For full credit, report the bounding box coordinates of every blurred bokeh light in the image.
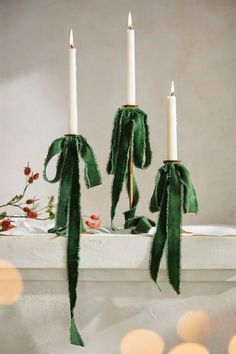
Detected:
[120,328,164,354]
[0,260,23,305]
[168,342,210,354]
[228,334,236,354]
[177,310,212,342]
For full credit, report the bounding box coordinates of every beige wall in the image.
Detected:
[0,0,236,226]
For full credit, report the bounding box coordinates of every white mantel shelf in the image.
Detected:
[0,234,236,282]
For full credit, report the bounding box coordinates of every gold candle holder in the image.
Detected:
[163,160,181,164]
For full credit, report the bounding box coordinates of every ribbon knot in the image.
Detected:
[149,162,198,294]
[43,135,101,346]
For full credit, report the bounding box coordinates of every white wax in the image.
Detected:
[167,94,178,160]
[68,46,78,134]
[126,28,136,105]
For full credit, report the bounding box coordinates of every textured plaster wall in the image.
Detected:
[0,0,236,225]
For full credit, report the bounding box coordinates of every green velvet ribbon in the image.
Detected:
[107,106,154,233]
[43,135,101,346]
[149,162,198,294]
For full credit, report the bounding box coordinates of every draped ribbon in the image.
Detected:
[149,162,198,294]
[107,107,154,233]
[43,135,101,346]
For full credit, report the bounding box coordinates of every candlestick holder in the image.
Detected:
[43,134,102,346]
[149,160,198,294]
[107,105,155,234]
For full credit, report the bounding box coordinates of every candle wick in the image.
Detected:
[171,92,175,96]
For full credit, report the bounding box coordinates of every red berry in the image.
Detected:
[28,177,34,184]
[90,214,100,220]
[24,167,31,176]
[26,199,33,204]
[28,211,38,218]
[1,219,10,227]
[85,221,100,229]
[33,173,39,180]
[23,207,30,213]
[5,225,15,231]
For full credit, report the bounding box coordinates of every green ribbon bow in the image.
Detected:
[107,106,154,233]
[43,135,102,346]
[149,162,198,294]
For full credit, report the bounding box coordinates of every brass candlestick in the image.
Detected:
[163,159,181,164]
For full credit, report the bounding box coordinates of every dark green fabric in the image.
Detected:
[43,135,101,346]
[107,107,153,233]
[149,162,198,294]
[123,207,155,234]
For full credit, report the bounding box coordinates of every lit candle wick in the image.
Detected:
[70,28,74,48]
[171,81,175,96]
[128,12,133,30]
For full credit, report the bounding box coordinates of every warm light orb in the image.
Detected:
[228,334,236,354]
[168,343,210,354]
[128,12,133,29]
[120,328,164,354]
[0,260,23,305]
[70,28,74,48]
[171,81,175,95]
[177,310,212,342]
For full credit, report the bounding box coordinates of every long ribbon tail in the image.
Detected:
[133,111,152,168]
[150,166,166,213]
[67,136,102,345]
[143,114,152,168]
[167,164,182,294]
[111,118,134,228]
[67,141,84,346]
[53,145,73,233]
[43,135,102,347]
[107,109,122,174]
[150,175,168,283]
[149,162,198,294]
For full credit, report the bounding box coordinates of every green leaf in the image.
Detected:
[0,212,7,220]
[49,211,55,220]
[48,195,55,209]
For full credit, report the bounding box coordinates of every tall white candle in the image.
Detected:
[126,12,136,105]
[68,29,78,134]
[167,81,178,160]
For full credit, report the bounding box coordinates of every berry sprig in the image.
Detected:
[0,163,55,232]
[0,162,101,234]
[0,219,15,232]
[84,214,101,230]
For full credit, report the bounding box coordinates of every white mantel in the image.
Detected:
[0,233,236,354]
[1,234,236,281]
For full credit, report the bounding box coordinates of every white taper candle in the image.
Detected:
[126,12,136,105]
[167,81,178,160]
[68,29,79,134]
